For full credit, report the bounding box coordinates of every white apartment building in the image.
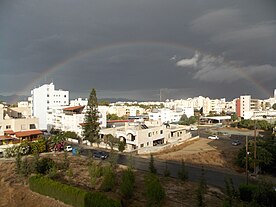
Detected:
[148,107,194,123]
[0,103,39,137]
[47,99,107,136]
[100,121,192,151]
[107,105,145,117]
[30,83,69,130]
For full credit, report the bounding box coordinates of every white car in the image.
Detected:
[190,126,198,131]
[208,135,219,140]
[65,145,73,152]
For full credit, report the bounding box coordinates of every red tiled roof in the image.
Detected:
[15,130,43,137]
[0,136,13,140]
[4,130,15,135]
[63,105,85,111]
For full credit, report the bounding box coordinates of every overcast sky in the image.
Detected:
[1,0,276,101]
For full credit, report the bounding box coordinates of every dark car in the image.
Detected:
[232,140,241,146]
[93,151,109,159]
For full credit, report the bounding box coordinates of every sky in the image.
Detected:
[1,0,276,101]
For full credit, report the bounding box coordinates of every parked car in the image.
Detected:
[93,151,109,159]
[231,140,241,146]
[190,126,198,131]
[64,145,73,152]
[208,135,219,140]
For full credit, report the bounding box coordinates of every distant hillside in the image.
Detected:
[98,98,136,103]
[0,95,28,104]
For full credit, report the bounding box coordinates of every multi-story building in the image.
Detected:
[236,95,251,118]
[100,120,192,151]
[47,99,107,136]
[30,83,69,130]
[0,103,40,140]
[148,107,194,123]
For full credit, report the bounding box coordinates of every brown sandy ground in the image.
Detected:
[0,153,226,207]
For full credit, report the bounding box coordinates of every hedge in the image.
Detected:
[29,175,121,207]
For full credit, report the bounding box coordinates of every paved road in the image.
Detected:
[80,148,248,189]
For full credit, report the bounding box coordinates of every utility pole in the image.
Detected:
[246,135,249,185]
[159,89,162,102]
[253,114,257,174]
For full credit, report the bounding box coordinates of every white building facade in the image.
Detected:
[30,83,69,130]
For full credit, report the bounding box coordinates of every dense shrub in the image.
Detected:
[4,143,30,158]
[35,157,55,175]
[29,175,121,207]
[149,154,157,174]
[100,166,115,192]
[144,173,165,207]
[30,139,47,154]
[178,160,188,181]
[120,168,135,199]
[88,161,103,188]
[239,183,257,202]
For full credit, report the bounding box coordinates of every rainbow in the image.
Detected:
[21,40,271,98]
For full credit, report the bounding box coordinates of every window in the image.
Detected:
[21,124,27,130]
[147,142,149,146]
[140,144,144,148]
[6,125,11,129]
[160,130,163,134]
[148,132,151,137]
[30,124,36,129]
[64,95,67,97]
[47,94,49,97]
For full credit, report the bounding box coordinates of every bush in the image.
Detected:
[149,154,157,174]
[178,160,188,181]
[100,166,115,192]
[88,161,103,188]
[163,161,170,177]
[35,157,55,175]
[144,173,165,207]
[29,175,121,207]
[120,168,135,199]
[239,183,257,202]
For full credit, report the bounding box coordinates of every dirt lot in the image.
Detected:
[0,153,225,207]
[155,137,243,173]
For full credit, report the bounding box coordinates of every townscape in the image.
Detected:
[0,83,276,206]
[1,0,276,206]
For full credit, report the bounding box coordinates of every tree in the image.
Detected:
[104,134,118,151]
[178,159,188,181]
[272,103,276,110]
[196,166,207,207]
[120,168,135,199]
[149,154,157,174]
[144,173,165,207]
[82,88,100,144]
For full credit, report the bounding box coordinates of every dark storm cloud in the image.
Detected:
[0,0,275,100]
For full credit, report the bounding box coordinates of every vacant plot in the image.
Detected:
[0,153,225,207]
[156,137,243,172]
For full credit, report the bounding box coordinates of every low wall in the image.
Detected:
[137,136,199,154]
[67,138,78,144]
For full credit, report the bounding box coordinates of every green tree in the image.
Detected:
[120,168,135,199]
[231,113,238,122]
[118,140,126,152]
[149,154,157,174]
[223,177,237,207]
[101,166,116,192]
[178,159,188,181]
[272,103,276,110]
[163,161,170,177]
[82,88,100,144]
[179,114,197,125]
[104,134,118,151]
[196,166,207,207]
[144,173,165,207]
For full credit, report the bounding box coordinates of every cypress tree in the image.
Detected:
[82,88,100,144]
